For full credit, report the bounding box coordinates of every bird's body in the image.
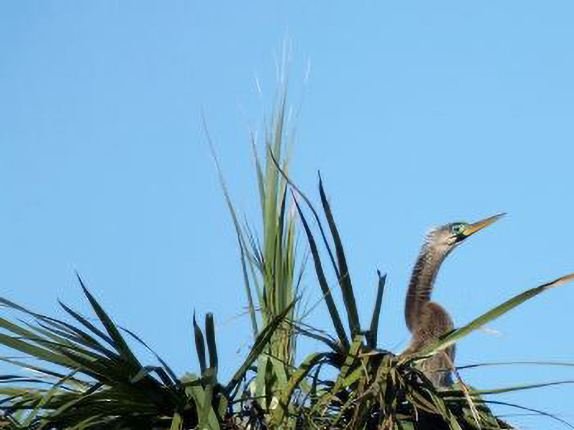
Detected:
[403,214,503,387]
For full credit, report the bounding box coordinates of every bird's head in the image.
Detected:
[427,213,505,254]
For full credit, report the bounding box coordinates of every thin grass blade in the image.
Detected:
[58,301,114,347]
[318,175,361,337]
[268,149,339,277]
[205,313,218,373]
[457,360,574,371]
[203,116,260,340]
[485,400,574,429]
[293,195,349,350]
[418,273,574,357]
[193,313,207,376]
[444,380,574,397]
[224,300,296,395]
[367,271,386,349]
[272,352,328,425]
[76,274,142,370]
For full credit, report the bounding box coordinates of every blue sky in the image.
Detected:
[2,1,574,427]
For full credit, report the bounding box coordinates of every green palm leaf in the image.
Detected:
[415,273,574,358]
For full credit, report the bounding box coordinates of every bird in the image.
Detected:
[402,213,504,387]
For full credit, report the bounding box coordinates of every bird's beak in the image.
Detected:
[462,213,506,237]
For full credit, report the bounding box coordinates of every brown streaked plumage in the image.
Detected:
[403,213,504,386]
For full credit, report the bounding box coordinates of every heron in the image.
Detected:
[403,213,504,387]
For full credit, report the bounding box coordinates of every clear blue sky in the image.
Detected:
[2,1,574,427]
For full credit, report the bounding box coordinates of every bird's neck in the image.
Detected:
[405,236,451,332]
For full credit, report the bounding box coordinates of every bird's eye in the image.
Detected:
[451,223,465,235]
